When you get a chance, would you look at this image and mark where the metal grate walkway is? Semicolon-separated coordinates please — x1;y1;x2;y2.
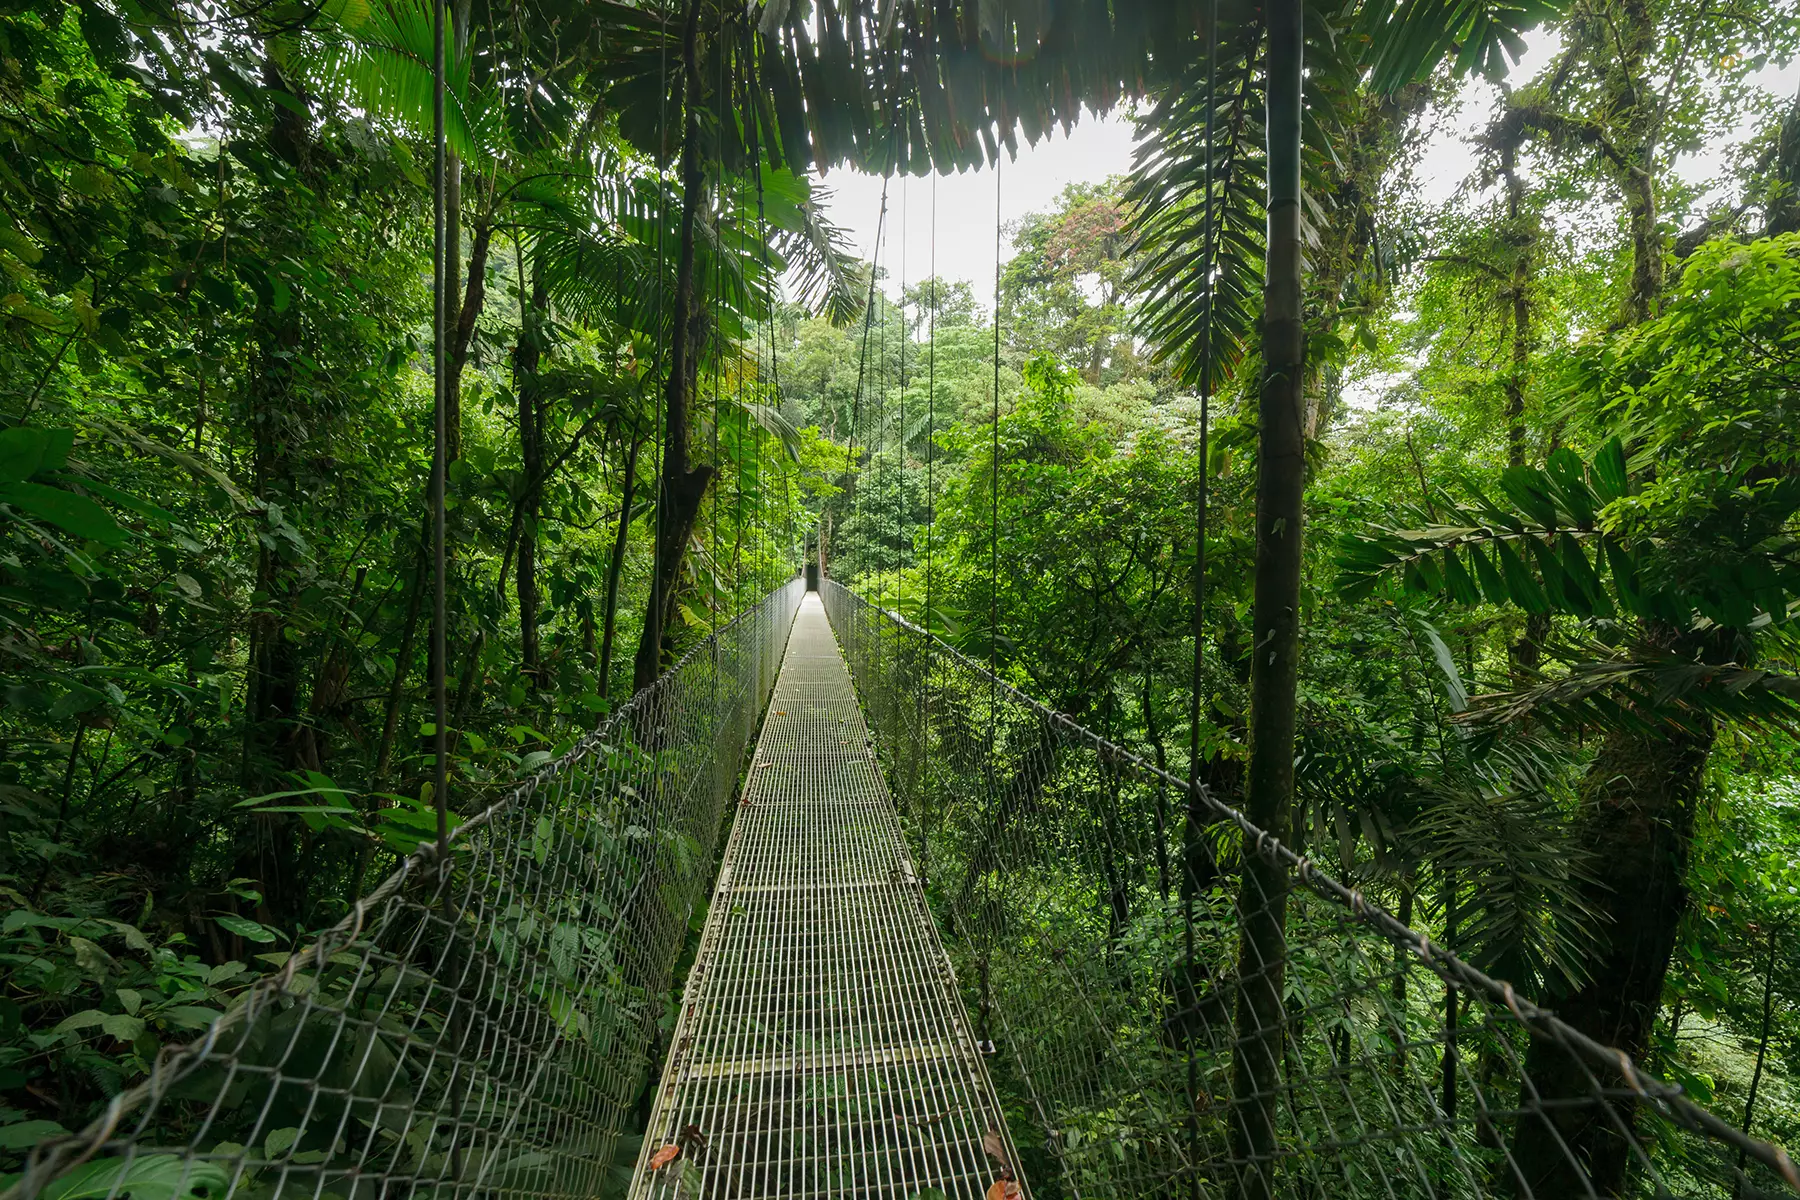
630;594;1023;1199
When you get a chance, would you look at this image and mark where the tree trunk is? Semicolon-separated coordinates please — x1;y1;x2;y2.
1230;3;1305;1196
1735;927;1780;1195
631;0;716;692
448;218;493;422
600;435;644;699
445;154;464;466
1500;138;1531;468
373;547;427;792
515;274;548;688
1510;718;1713;1197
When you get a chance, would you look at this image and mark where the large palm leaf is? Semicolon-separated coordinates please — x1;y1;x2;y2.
309;0;496;158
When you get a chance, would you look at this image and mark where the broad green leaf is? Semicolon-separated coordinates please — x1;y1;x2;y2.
1441;545;1482;606
51;1008;108;1034
1494;538;1550;613
101;1012;145;1041
1527;536;1579;614
1469;543;1510;606
1590;438;1629;503
0;481;125;544
214;914;279;943
0;426;54;482
1560;538;1613;618
0;1119;68;1149
1418;618;1469;713
35;1153;229;1200
1499;465;1561;529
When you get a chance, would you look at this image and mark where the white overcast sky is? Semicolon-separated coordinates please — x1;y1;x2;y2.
813;32;1800;304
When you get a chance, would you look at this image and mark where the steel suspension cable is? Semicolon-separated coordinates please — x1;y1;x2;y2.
749;117;779;592
1184;14;1223;1191
430;0;448;855
897;175;908;599
846;177;889;581
978;154;1003;1049
645;6;672;691
709;39;722;642
922;172;937;883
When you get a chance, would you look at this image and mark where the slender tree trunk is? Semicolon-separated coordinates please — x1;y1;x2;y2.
515;275;548;688
448;219;493;416
445;154;464;465
297;566;367;770
1613;0;1662;324
1442;875;1460;1121
631;0;716;692
1734;927;1780;1196
1229;5;1305;1197
1500;139;1531;469
1621;166;1662;325
373;550;427;792
1511;717;1713;1196
599;435;644;698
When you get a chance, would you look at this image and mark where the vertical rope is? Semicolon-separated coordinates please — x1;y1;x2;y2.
709;32;723;644
430;0;448;857
988;158;1002;688
897;176;907;597
1184;9;1223;1189
847;179;889;581
979;154;1002;1048
646;8;672;689
921;172;937;884
733;96;747;618
751;123;778;591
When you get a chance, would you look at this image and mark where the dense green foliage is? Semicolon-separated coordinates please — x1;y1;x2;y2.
4;0;1800;1188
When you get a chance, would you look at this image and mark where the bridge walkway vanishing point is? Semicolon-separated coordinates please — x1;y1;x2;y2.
629;594;1022;1200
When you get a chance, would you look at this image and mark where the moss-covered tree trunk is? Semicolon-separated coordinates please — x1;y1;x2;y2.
1510;716;1712;1195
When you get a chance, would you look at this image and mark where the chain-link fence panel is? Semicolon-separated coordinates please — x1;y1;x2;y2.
822;579;1800;1200
4;579;806;1200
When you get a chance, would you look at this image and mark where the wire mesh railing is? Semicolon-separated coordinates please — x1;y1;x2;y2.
822;579;1800;1200
4;577;806;1200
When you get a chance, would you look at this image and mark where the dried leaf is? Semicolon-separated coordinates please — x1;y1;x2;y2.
982;1125;1007;1165
649;1144;680;1170
986;1179;1021;1200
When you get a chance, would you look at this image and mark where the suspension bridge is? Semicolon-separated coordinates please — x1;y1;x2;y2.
7;578;1797;1200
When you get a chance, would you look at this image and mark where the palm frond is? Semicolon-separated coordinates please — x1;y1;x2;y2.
1461;650;1800;739
1416;773;1602;996
1340;440;1800;631
311;0;491;158
1358;0;1565;93
763;170;868;328
1125;32;1266;393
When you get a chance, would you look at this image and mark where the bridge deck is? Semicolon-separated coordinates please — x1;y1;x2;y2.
631;594;1022;1199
